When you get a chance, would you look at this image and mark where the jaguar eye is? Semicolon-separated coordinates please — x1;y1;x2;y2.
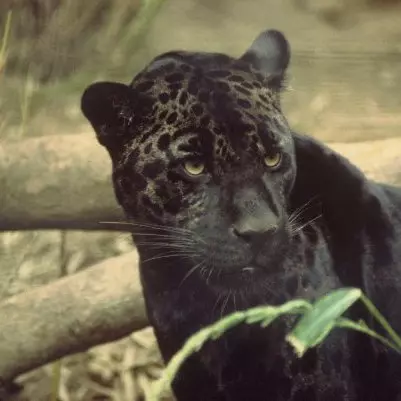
183;159;205;176
264;151;282;168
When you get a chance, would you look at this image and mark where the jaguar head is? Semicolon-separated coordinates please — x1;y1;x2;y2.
82;30;297;292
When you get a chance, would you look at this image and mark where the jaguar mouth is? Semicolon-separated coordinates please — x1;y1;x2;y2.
241;266;257;273
214;262;264;280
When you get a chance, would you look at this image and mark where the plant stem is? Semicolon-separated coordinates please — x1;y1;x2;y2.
0;11;12;73
360;293;401;350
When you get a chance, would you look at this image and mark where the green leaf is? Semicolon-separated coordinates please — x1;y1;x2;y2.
335;317;401;354
286;288;362;357
150;288;401;401
149;300;311;401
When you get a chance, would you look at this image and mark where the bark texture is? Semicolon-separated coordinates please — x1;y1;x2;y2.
0;135;124;231
0;251;147;382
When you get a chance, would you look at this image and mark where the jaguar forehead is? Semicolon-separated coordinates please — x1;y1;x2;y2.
131;73;284;149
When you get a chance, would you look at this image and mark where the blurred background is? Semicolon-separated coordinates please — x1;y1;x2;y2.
0;0;400;400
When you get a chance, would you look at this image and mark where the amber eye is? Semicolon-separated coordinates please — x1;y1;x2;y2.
264;151;282;168
183;159;205;176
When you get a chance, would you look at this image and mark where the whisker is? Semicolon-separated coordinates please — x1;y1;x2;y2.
292;213;323;234
131;236;198;246
179;260;206;287
134;241;197;248
206;265;215;285
288;196;320;225
220;291;232;319
200;265;208;279
141;252;199;264
141;248;199;257
135;242;200;250
101;221;207;246
212;293;224;316
129;232;186;238
260;278;281;298
100;220;195;236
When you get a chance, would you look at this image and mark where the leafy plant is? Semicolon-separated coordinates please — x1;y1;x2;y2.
149;288;401;401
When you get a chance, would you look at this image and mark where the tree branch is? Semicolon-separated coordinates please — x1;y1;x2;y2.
0;250;148;382
1;135;400;231
0;134;125;231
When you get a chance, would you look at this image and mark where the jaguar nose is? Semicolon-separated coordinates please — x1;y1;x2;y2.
231;217;278;246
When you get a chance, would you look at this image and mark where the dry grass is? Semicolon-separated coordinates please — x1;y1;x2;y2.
15;328;174;401
0;229;174;401
0;0;164;137
0;2;172;400
0;10;12;75
1;0;141;82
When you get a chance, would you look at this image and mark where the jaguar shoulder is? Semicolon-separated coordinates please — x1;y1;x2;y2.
82;30;401;401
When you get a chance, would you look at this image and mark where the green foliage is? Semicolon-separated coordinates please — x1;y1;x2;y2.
286;288;363;356
149;288;401;401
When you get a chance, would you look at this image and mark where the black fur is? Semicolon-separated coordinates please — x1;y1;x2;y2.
82;30;401;401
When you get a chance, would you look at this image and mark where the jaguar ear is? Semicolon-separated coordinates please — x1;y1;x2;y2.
240;30;290;90
81;81;151;153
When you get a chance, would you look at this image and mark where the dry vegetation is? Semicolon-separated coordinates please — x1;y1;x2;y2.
1;0;142;81
0;0;163;138
0;1;173;400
